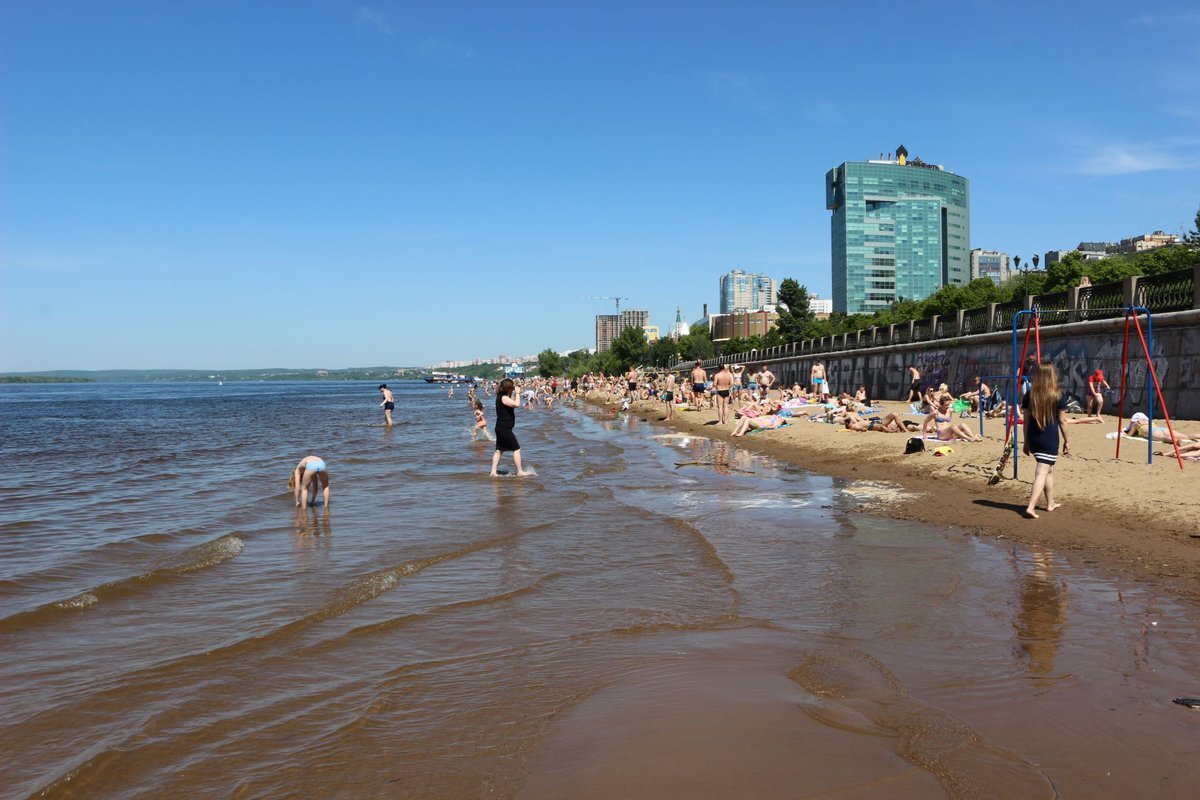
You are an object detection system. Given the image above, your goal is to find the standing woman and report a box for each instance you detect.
[1022,363,1069,519]
[490,378,531,477]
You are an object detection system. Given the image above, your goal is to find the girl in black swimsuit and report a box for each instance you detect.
[490,378,530,477]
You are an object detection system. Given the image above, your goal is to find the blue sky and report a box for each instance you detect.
[2,1,1197,370]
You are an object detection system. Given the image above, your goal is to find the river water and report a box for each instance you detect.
[1,381,1198,799]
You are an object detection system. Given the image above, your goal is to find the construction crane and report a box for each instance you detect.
[582,296,630,314]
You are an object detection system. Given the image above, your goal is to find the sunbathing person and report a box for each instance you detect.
[1156,441,1200,458]
[922,396,983,441]
[844,413,919,433]
[732,414,787,437]
[1124,413,1200,445]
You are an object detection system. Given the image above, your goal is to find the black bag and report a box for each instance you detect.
[904,437,925,454]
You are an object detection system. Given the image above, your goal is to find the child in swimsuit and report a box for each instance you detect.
[289,455,330,507]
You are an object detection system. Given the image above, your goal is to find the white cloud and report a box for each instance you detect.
[414,37,476,65]
[802,99,843,123]
[1069,143,1200,175]
[707,71,770,113]
[1132,9,1200,25]
[355,6,393,35]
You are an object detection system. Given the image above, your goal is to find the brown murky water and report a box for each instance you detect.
[1,382,1198,798]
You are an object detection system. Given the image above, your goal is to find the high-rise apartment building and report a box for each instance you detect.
[719,270,777,313]
[594,309,651,352]
[826,145,970,314]
[969,248,1011,285]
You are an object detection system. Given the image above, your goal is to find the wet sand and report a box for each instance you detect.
[605,392,1200,596]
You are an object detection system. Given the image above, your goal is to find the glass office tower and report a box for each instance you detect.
[719,269,777,313]
[826,150,970,314]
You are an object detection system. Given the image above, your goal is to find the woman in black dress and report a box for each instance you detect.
[490,378,530,477]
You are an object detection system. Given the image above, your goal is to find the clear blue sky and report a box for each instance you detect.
[2,1,1197,370]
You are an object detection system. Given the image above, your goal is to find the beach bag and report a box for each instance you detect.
[904,437,925,454]
[1064,394,1084,414]
[951,399,970,414]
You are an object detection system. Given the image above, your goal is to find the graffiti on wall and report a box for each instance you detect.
[762,322,1194,416]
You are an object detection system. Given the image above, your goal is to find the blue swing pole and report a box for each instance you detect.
[977,374,1011,437]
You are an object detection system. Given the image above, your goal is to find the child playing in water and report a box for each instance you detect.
[289,455,330,507]
[472,399,490,440]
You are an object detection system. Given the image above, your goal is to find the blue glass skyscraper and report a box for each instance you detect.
[826,146,970,314]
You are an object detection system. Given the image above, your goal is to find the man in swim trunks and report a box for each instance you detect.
[811,361,827,400]
[712,364,734,424]
[379,384,395,426]
[626,366,640,399]
[690,361,708,408]
[905,366,921,403]
[290,455,330,507]
[758,366,776,399]
[662,372,677,421]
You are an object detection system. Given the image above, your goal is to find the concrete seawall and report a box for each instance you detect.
[742,309,1200,419]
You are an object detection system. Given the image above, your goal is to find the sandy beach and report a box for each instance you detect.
[599,391,1200,596]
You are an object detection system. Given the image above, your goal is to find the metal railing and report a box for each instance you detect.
[1077,281,1125,321]
[1135,267,1194,313]
[679,262,1199,369]
[1032,290,1070,325]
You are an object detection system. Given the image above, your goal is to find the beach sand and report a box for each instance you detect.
[596,392,1200,596]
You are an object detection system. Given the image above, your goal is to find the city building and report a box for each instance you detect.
[671,306,690,339]
[709,310,778,344]
[691,303,712,335]
[642,325,660,343]
[1076,242,1113,261]
[594,309,651,352]
[719,270,777,313]
[1115,231,1181,253]
[826,145,971,314]
[969,248,1011,284]
[808,295,833,318]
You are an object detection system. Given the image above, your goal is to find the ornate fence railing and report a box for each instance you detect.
[1076,280,1125,321]
[1135,268,1194,313]
[684,262,1199,368]
[960,306,990,336]
[992,300,1025,331]
[1032,290,1070,325]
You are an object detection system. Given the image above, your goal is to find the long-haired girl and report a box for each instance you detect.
[1021,363,1069,518]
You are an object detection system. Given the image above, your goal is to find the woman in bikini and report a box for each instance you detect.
[1124,413,1200,445]
[731,413,786,437]
[922,395,982,441]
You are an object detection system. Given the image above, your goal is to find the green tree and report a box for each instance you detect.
[721,336,753,356]
[648,336,679,367]
[610,325,648,370]
[1042,252,1087,292]
[536,348,563,378]
[775,278,814,342]
[1187,204,1200,247]
[678,327,714,361]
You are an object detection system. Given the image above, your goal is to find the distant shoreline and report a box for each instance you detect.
[0,364,525,383]
[0,376,95,384]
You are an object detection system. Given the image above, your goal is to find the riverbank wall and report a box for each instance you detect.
[722,309,1200,419]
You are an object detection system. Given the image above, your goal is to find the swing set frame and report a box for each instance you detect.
[1004,306,1183,481]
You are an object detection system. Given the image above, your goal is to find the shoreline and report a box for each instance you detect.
[586,391,1200,598]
